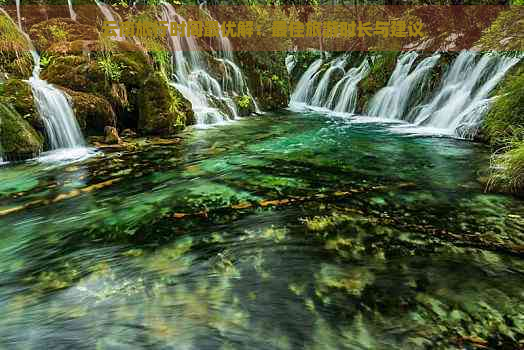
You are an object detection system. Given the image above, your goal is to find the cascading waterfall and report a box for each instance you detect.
[160,2,257,125]
[412,51,521,138]
[290,58,323,106]
[326,59,371,113]
[310,54,347,107]
[285,54,296,74]
[9,4,85,153]
[290,56,371,114]
[367,52,440,121]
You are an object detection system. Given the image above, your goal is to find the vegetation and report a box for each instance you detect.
[483,65,524,194]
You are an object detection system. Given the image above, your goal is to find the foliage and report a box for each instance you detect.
[483,65,524,146]
[237,95,251,109]
[47,24,68,42]
[97,55,123,82]
[39,54,54,69]
[487,142,524,194]
[483,64,524,194]
[475,8,524,51]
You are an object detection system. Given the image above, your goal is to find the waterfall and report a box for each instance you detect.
[290,58,323,106]
[286,54,296,74]
[160,3,257,125]
[290,56,371,114]
[311,54,347,107]
[367,52,440,121]
[68,0,77,21]
[326,59,371,113]
[412,51,521,138]
[8,6,85,153]
[15,0,21,28]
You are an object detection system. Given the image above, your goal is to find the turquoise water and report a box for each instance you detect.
[0,111,523,349]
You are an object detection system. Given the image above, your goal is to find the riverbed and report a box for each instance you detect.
[0,111,523,349]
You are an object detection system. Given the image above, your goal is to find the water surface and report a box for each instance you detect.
[1,111,523,349]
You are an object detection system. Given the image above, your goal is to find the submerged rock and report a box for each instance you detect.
[0,102,43,160]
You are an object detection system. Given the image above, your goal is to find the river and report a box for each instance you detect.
[0,111,523,349]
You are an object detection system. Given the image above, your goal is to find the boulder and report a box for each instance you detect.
[138,72,194,136]
[0,102,43,160]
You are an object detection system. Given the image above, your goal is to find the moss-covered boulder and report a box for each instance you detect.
[0,14,33,78]
[482,63,524,146]
[62,88,116,135]
[236,51,290,111]
[3,78,44,132]
[357,51,399,113]
[0,102,43,160]
[28,18,98,53]
[138,72,195,136]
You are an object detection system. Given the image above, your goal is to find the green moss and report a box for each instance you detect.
[0,15,33,78]
[138,72,194,136]
[2,79,42,131]
[236,51,290,111]
[0,102,43,160]
[475,9,524,52]
[482,65,524,146]
[357,51,399,112]
[28,18,98,52]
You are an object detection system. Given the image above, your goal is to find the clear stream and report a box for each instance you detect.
[0,111,523,349]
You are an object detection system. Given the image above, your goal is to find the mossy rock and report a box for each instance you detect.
[41,55,105,93]
[234,95,256,116]
[3,78,43,132]
[236,51,290,111]
[29,18,98,52]
[357,51,399,113]
[0,102,43,160]
[62,88,116,136]
[138,72,194,136]
[0,14,33,78]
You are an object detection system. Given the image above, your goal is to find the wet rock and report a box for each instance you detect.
[2,78,43,133]
[121,129,137,138]
[0,102,43,160]
[62,88,116,135]
[104,126,121,145]
[138,72,195,136]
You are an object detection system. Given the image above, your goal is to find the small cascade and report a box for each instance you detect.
[8,6,85,153]
[285,54,296,74]
[15,0,21,28]
[311,54,347,107]
[68,0,77,21]
[290,58,323,105]
[368,52,440,120]
[160,2,257,125]
[200,4,261,114]
[291,56,371,114]
[325,59,371,113]
[412,51,521,138]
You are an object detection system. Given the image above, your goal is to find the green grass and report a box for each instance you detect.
[488,142,524,194]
